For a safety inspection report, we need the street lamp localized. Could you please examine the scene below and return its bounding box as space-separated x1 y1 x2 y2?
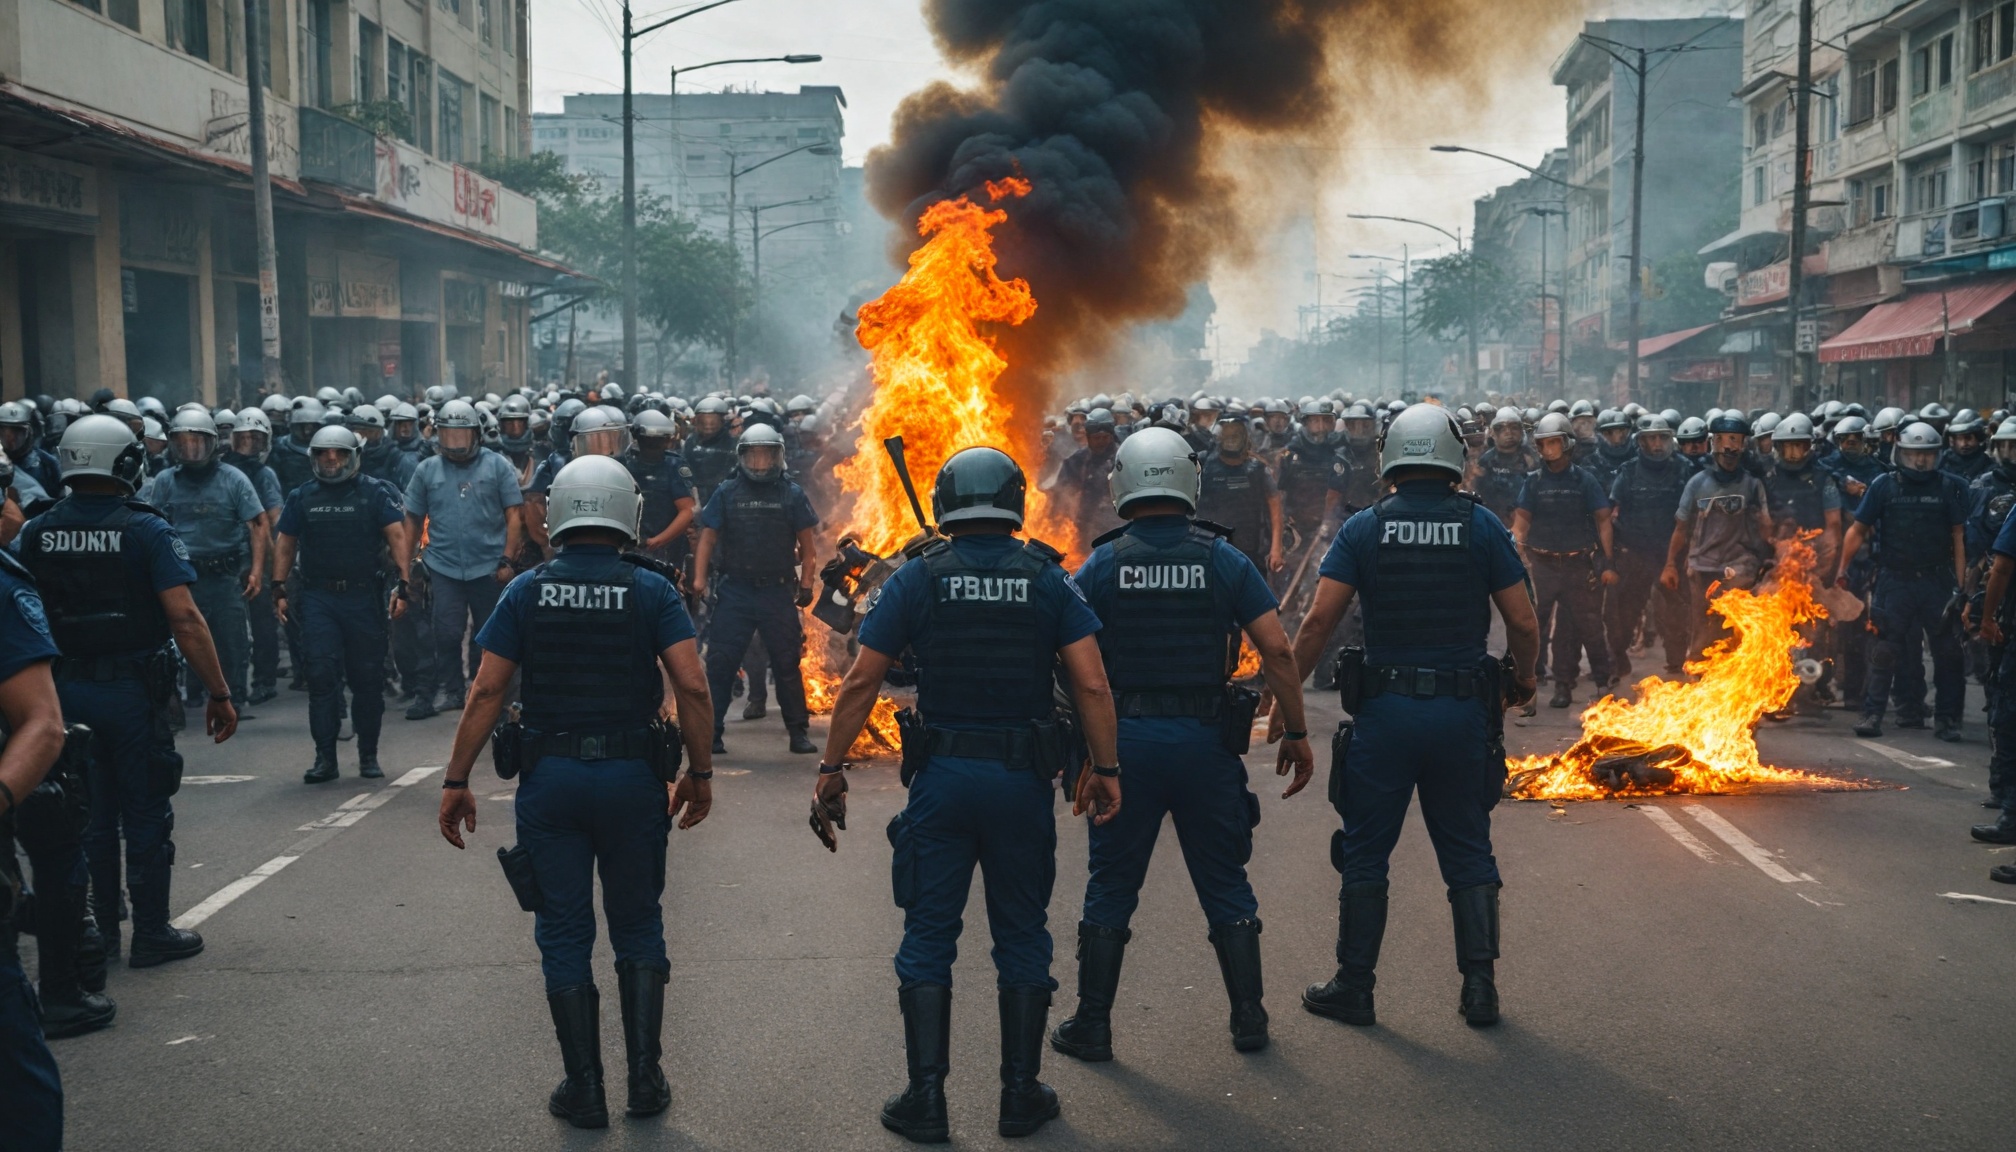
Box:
1350 249 1410 393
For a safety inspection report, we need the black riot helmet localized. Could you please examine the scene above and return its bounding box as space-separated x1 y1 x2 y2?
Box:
931 446 1027 530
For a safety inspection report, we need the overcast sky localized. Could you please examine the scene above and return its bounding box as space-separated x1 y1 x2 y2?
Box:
526 0 1719 365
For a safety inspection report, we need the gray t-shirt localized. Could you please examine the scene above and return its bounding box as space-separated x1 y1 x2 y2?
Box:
405 450 525 581
1676 469 1770 574
142 463 264 560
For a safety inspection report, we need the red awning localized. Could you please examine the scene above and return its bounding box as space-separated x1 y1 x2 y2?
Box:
1624 324 1716 359
1818 276 2016 362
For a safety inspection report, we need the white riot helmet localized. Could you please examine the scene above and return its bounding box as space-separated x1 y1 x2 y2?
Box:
1108 426 1199 516
1377 403 1467 480
308 425 363 483
167 407 222 468
736 422 786 480
57 414 148 493
571 405 631 458
546 455 642 545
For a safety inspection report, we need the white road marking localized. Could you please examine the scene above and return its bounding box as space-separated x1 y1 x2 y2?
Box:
1638 806 1721 863
1682 805 1816 884
1938 891 2016 906
1857 741 1955 771
180 775 256 785
170 856 299 930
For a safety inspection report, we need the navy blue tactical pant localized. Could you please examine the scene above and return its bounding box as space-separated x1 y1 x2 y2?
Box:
61 678 179 934
429 573 501 697
1863 571 1964 724
1082 723 1260 931
515 756 671 992
0 941 62 1152
1531 553 1612 686
888 754 1057 991
300 588 387 755
1332 693 1500 890
704 580 808 735
190 567 250 704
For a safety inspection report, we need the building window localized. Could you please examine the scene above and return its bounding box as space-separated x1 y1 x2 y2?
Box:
438 69 467 162
1909 159 1950 213
1753 165 1768 206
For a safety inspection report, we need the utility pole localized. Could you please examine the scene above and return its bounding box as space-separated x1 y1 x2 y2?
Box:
243 0 282 396
1786 0 1816 411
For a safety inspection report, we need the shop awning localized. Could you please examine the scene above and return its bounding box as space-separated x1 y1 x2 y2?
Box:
1817 275 2016 362
1627 324 1717 359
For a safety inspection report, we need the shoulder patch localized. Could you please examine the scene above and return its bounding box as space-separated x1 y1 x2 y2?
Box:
12 585 49 641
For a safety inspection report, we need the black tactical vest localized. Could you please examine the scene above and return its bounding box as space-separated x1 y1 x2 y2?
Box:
1879 473 1956 572
298 479 385 583
1195 456 1269 555
1764 464 1827 530
1095 525 1235 695
715 475 797 580
1363 493 1490 656
1523 464 1599 552
20 500 172 658
519 557 662 733
916 539 1061 724
683 432 737 501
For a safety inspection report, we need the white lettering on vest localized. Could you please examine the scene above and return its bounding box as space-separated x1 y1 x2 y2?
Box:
38 529 122 553
936 575 1030 603
537 583 630 610
1379 520 1466 546
1116 564 1210 590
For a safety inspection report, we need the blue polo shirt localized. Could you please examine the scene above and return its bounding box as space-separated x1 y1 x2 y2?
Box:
1319 481 1526 668
404 451 525 581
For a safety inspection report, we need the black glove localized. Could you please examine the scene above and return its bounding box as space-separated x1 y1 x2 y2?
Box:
794 584 814 609
809 773 848 852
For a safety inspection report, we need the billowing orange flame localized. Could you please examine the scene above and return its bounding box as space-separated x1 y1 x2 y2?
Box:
1509 541 1865 800
837 177 1074 557
802 667 903 760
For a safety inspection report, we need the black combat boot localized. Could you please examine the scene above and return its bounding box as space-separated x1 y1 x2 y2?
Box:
787 726 817 755
1971 811 2016 844
36 884 115 1038
1209 919 1269 1052
880 983 950 1144
616 963 671 1118
303 747 339 784
546 984 609 1129
1303 881 1387 1026
1049 922 1128 1061
1450 883 1501 1027
996 986 1060 1138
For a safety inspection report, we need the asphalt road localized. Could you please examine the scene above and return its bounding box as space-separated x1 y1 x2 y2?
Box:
26 671 2015 1152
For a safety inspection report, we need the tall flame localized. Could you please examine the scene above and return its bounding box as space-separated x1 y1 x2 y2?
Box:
1509 541 1864 800
837 178 1072 556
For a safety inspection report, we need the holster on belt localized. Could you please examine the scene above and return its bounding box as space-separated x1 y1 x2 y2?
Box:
1334 645 1367 713
895 706 928 788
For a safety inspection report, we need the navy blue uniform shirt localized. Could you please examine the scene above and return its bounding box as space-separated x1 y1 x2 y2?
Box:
1320 481 1527 668
476 545 697 662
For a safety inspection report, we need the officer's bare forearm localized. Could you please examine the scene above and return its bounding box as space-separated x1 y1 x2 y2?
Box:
1292 578 1355 681
660 640 714 774
1059 635 1118 766
161 585 230 698
273 533 298 583
821 646 896 765
0 661 64 818
445 652 516 782
1492 583 1542 682
1984 555 2015 625
1245 611 1305 734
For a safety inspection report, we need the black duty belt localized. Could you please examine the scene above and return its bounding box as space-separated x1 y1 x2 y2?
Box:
926 725 1037 768
1363 665 1479 700
302 576 378 593
53 654 151 683
1114 688 1227 721
721 573 794 588
527 726 655 762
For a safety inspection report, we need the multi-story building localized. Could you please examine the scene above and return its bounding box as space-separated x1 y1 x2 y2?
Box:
1550 15 1744 394
0 0 555 405
533 86 848 388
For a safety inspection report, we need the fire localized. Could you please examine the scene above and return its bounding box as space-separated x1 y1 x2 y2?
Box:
802 667 904 760
838 177 1073 557
1508 541 1863 800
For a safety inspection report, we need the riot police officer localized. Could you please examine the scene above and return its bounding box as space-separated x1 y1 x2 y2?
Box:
1469 409 1535 526
682 396 738 503
812 446 1121 1143
1051 427 1313 1062
435 455 715 1128
1514 412 1617 707
1194 411 1283 575
20 415 239 970
273 426 412 782
143 409 268 711
1290 404 1540 1030
1605 416 1692 679
624 409 697 568
1836 422 1969 740
691 424 820 756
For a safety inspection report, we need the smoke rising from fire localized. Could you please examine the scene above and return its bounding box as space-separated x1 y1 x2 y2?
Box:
864 0 1575 396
